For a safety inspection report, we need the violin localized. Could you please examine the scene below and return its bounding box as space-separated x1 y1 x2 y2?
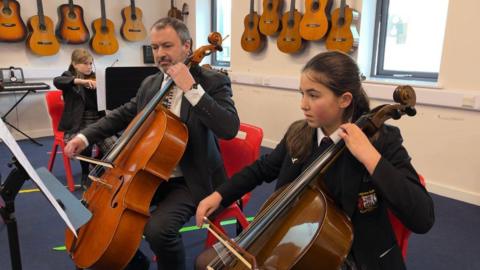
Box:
65 32 225 270
206 85 417 269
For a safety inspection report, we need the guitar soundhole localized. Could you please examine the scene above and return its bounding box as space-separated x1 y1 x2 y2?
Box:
248 21 254 29
2 7 12 15
131 14 137 20
101 26 108 33
312 2 320 11
1 23 15 27
267 3 273 10
37 41 53 45
39 24 47 31
68 12 77 19
288 19 294 28
337 18 345 27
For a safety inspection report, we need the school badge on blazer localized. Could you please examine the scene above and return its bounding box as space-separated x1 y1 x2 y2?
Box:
357 189 378 213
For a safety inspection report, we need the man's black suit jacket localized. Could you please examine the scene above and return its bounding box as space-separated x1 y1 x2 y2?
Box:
80 65 240 203
217 125 434 270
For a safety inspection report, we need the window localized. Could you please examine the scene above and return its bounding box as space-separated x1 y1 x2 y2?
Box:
211 0 231 67
372 0 449 81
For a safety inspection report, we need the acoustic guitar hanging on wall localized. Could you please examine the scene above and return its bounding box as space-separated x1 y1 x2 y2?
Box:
325 0 359 53
259 0 282 36
299 0 332 41
0 0 27 42
90 0 118 55
277 0 303 54
168 0 183 21
241 0 265 53
26 0 60 56
121 0 147 42
56 0 90 44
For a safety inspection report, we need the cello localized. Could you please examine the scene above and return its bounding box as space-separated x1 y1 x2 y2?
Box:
206 85 417 269
65 32 226 270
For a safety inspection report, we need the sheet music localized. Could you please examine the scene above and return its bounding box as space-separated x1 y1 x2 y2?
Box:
0 118 77 236
96 67 106 111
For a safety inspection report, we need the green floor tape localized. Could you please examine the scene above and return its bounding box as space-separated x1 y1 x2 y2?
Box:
52 216 254 251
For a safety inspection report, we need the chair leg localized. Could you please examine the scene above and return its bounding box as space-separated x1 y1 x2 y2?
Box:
234 211 250 231
60 145 75 192
48 143 58 171
205 220 229 248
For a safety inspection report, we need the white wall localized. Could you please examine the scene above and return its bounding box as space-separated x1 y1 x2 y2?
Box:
1 0 479 205
227 0 480 206
0 0 170 137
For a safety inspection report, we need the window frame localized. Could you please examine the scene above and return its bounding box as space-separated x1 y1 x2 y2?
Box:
371 0 441 81
211 0 230 67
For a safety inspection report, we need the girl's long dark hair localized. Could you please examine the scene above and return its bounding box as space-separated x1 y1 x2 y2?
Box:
286 51 370 161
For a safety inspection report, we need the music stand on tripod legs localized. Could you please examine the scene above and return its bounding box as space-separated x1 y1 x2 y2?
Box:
1 89 42 146
0 157 30 270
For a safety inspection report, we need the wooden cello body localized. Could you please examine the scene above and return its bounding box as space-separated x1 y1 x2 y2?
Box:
65 33 226 270
207 86 418 270
228 185 353 269
65 108 188 269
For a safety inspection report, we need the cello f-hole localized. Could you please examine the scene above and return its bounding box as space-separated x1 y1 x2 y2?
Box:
110 176 125 208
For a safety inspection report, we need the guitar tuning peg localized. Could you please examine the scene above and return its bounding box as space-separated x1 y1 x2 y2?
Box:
182 3 189 16
405 107 416 117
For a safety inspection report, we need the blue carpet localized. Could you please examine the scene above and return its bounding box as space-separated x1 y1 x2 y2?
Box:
0 136 479 269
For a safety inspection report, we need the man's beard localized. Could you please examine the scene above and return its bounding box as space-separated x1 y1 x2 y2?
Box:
157 56 173 73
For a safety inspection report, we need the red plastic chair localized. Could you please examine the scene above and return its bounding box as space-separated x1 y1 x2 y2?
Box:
388 174 427 259
205 123 263 248
45 90 75 192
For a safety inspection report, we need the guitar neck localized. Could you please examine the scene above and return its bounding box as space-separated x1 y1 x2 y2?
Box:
68 0 74 9
171 0 174 9
288 0 296 24
3 0 9 9
130 0 137 17
249 0 254 24
339 0 346 20
100 0 107 28
311 0 320 12
36 0 46 27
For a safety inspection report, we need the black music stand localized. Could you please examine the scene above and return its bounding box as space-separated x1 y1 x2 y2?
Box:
0 67 43 146
1 89 42 146
0 157 30 270
105 66 158 110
